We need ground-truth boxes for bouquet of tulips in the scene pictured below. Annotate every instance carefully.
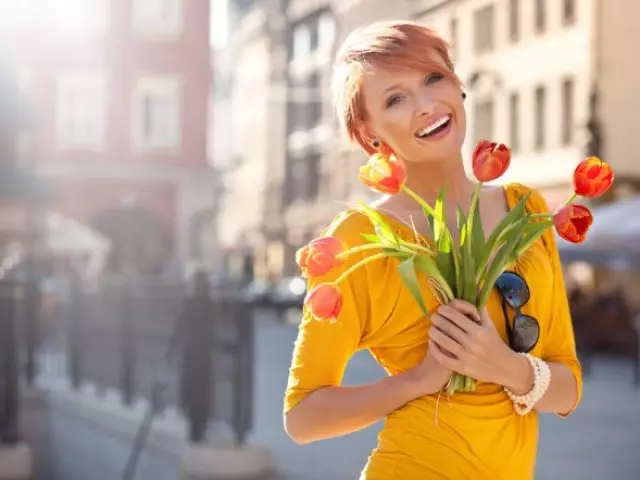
[296,140,614,395]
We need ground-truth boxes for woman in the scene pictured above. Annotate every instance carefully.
[283,21,581,479]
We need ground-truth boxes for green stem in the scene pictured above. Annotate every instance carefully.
[530,213,552,219]
[468,183,482,222]
[338,241,434,259]
[564,193,577,206]
[334,251,407,284]
[402,185,440,220]
[404,242,434,257]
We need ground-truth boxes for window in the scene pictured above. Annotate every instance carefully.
[474,5,495,54]
[534,85,546,150]
[133,0,182,38]
[563,0,576,25]
[450,17,458,60]
[292,23,311,59]
[56,73,107,149]
[318,12,335,52]
[561,78,574,146]
[534,0,546,34]
[508,0,519,43]
[473,98,494,143]
[509,92,520,152]
[133,76,181,150]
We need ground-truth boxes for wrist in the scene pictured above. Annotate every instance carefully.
[500,350,534,395]
[405,357,451,398]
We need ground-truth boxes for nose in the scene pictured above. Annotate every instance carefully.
[415,92,437,117]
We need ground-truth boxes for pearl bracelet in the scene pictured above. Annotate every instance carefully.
[504,353,551,415]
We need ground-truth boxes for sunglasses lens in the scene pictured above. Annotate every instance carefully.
[495,272,530,308]
[512,315,540,353]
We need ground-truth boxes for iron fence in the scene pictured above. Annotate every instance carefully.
[43,271,256,445]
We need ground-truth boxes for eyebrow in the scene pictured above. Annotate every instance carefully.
[383,84,401,95]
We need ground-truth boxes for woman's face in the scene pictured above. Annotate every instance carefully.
[359,53,466,163]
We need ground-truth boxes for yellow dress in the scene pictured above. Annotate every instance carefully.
[284,183,583,480]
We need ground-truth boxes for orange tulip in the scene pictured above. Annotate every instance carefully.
[304,284,342,321]
[553,204,593,243]
[472,140,511,182]
[296,237,345,278]
[573,157,614,198]
[359,152,406,195]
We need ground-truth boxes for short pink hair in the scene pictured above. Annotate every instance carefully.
[332,21,460,154]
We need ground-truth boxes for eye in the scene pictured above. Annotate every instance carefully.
[425,72,445,85]
[385,94,403,108]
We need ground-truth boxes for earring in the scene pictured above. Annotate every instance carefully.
[371,139,380,148]
[462,92,467,100]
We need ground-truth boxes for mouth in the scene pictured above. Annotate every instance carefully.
[415,114,453,139]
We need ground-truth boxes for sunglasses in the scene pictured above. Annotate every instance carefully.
[494,271,540,353]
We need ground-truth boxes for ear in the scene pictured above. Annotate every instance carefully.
[355,122,377,155]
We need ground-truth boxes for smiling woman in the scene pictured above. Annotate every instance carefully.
[284,20,583,480]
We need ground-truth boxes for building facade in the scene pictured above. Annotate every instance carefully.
[1,0,214,275]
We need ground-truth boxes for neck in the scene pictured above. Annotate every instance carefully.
[398,151,476,210]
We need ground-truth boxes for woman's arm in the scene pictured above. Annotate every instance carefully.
[285,352,451,445]
[500,355,579,415]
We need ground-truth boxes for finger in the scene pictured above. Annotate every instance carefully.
[438,305,481,335]
[431,313,470,348]
[429,340,459,370]
[448,299,482,323]
[480,308,495,327]
[429,327,463,358]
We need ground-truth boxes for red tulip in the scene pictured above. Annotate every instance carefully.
[304,284,342,321]
[553,204,593,243]
[573,157,614,198]
[359,152,406,195]
[472,140,511,182]
[296,237,346,278]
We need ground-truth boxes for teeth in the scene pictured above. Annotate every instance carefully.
[417,116,450,137]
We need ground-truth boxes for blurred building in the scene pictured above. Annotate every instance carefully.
[596,0,640,195]
[0,0,214,275]
[211,0,287,281]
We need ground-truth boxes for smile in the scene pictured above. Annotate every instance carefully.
[415,114,452,139]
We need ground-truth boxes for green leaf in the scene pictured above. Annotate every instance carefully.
[360,233,380,244]
[435,250,455,291]
[467,185,486,270]
[433,188,446,244]
[460,235,477,304]
[476,193,532,282]
[358,202,401,248]
[397,257,429,317]
[513,220,554,258]
[415,256,455,302]
[476,218,528,309]
[485,192,531,252]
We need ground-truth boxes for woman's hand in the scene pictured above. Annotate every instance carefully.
[427,299,522,387]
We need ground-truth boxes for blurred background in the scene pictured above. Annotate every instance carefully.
[0,0,639,479]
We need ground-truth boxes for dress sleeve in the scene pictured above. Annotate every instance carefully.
[283,212,372,414]
[526,187,584,417]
